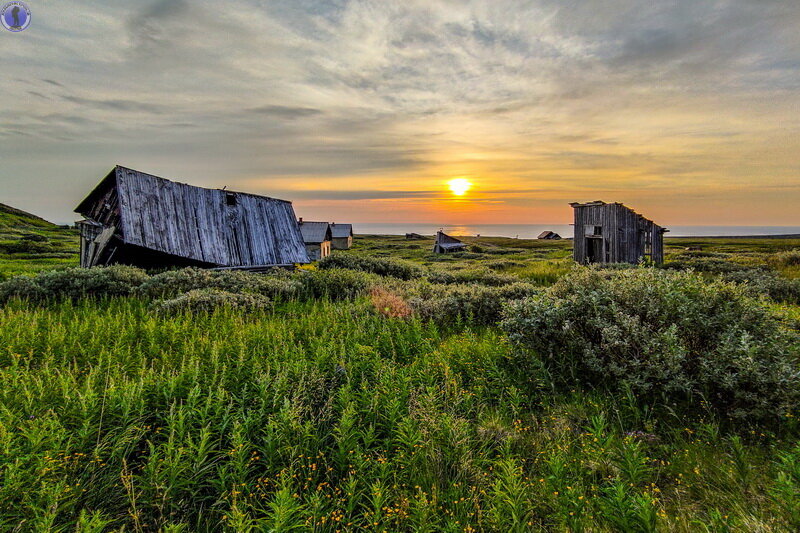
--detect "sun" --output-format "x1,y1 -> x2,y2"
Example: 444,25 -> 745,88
448,178 -> 472,196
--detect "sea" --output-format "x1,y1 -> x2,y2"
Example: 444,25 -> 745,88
352,224 -> 800,239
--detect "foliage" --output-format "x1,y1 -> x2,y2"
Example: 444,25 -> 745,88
318,254 -> 424,280
369,287 -> 412,318
153,288 -> 271,314
722,268 -> 800,304
411,282 -> 539,325
299,268 -> 378,300
502,268 -> 800,424
770,249 -> 800,268
426,267 -> 518,287
0,265 -> 148,303
137,267 -> 300,300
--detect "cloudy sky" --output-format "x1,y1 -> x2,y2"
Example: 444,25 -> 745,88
2,0 -> 799,225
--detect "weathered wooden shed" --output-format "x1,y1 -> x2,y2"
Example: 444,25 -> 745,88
298,220 -> 332,261
570,201 -> 667,264
330,223 -> 353,250
433,231 -> 468,253
75,165 -> 310,269
537,230 -> 562,240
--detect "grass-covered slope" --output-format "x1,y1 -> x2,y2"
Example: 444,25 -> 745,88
0,203 -> 79,279
0,202 -> 55,229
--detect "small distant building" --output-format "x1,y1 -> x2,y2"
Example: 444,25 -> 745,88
405,232 -> 425,240
330,223 -> 353,250
298,219 -> 332,261
537,230 -> 562,240
433,230 -> 468,253
570,201 -> 667,265
74,165 -> 309,269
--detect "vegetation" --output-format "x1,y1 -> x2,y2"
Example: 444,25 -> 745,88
0,214 -> 799,530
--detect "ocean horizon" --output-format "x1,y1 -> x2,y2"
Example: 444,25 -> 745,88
351,223 -> 800,239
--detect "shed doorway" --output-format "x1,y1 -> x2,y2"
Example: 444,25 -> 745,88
586,237 -> 603,264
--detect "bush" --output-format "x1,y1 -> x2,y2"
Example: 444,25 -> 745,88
427,267 -> 518,287
502,268 -> 800,424
411,282 -> 539,325
369,287 -> 412,318
0,240 -> 52,254
0,266 -> 148,303
137,267 -> 300,300
153,289 -> 271,314
317,254 -> 424,280
663,257 -> 748,274
300,269 -> 378,300
723,269 -> 800,304
770,250 -> 800,268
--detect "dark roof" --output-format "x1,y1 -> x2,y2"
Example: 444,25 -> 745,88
299,221 -> 331,244
75,165 -> 309,266
435,231 -> 467,249
330,223 -> 352,238
569,201 -> 667,231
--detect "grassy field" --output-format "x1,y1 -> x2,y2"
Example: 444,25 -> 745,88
1,211 -> 799,531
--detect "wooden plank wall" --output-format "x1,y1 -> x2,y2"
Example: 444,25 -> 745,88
114,167 -> 309,267
572,203 -> 665,265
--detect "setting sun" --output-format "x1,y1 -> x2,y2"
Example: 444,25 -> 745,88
448,178 -> 472,196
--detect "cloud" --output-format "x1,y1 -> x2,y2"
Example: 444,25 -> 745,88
0,0 -> 798,224
248,105 -> 324,119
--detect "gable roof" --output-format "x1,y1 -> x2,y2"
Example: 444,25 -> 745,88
75,165 -> 309,266
299,221 -> 331,244
330,223 -> 352,238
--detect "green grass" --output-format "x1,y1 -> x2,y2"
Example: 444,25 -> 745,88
0,215 -> 799,530
1,297 -> 798,531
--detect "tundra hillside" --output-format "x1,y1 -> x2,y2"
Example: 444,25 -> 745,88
1,214 -> 800,531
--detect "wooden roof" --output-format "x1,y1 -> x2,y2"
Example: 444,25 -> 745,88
75,165 -> 310,267
299,221 -> 332,244
330,223 -> 353,238
569,201 -> 667,231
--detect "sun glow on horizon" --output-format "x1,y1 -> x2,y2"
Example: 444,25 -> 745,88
448,178 -> 472,196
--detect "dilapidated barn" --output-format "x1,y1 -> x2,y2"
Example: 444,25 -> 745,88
537,230 -> 561,240
433,231 -> 468,253
570,201 -> 667,264
330,223 -> 353,250
75,166 -> 310,269
298,220 -> 332,261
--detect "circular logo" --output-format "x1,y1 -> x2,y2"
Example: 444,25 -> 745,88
2,1 -> 30,32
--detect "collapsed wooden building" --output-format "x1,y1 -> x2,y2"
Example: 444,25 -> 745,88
298,219 -> 332,261
537,230 -> 561,240
75,166 -> 310,269
570,201 -> 667,264
433,230 -> 468,253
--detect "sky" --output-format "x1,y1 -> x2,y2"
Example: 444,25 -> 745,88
1,0 -> 799,226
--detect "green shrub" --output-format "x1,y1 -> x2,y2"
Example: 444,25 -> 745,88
770,250 -> 800,268
137,267 -> 299,300
0,266 -> 148,303
663,257 -> 747,274
300,268 -> 378,300
317,254 -> 424,280
0,240 -> 52,254
723,269 -> 800,304
411,282 -> 539,325
153,288 -> 271,314
502,268 -> 800,424
427,267 -> 518,287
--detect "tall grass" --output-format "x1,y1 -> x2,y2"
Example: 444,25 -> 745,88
0,296 -> 797,530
